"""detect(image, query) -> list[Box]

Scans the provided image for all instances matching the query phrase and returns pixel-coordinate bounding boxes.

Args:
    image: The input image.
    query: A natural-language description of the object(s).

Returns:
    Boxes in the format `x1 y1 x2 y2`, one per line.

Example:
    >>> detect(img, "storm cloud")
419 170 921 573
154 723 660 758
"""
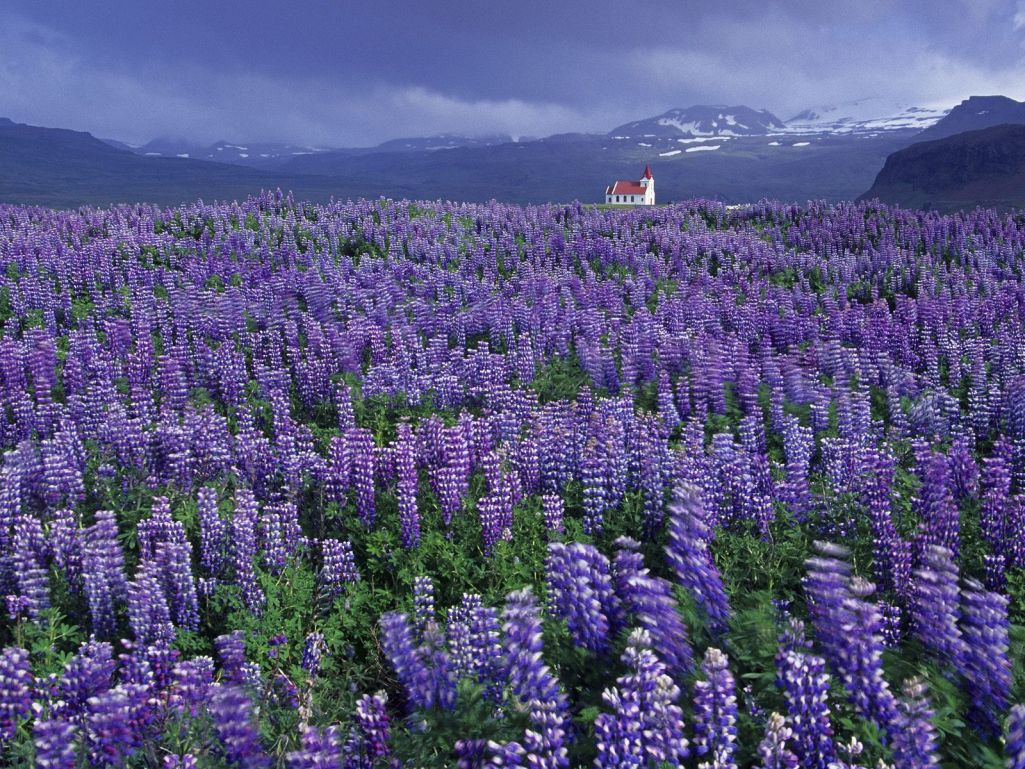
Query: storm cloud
2 0 1024 145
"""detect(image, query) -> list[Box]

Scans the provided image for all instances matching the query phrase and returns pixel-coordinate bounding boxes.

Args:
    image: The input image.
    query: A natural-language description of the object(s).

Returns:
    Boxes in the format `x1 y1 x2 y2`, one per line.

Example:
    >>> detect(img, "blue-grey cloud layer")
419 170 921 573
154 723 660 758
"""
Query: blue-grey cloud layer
2 0 1023 145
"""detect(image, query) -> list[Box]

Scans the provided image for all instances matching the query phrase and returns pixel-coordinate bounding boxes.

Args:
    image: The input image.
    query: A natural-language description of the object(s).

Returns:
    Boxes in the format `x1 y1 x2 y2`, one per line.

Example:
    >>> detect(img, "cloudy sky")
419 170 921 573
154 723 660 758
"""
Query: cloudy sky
2 0 1024 146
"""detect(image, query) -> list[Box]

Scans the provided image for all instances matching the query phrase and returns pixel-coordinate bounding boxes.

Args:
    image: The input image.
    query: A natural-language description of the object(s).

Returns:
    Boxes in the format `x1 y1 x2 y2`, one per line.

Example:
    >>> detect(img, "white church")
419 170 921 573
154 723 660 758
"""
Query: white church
605 165 655 206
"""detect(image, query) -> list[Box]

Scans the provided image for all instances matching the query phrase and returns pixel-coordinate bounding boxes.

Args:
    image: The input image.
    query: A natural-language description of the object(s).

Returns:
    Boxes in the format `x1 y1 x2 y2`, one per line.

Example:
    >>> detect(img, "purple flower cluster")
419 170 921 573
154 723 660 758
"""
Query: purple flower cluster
692 647 738 769
1 192 1025 765
665 484 731 636
594 629 689 768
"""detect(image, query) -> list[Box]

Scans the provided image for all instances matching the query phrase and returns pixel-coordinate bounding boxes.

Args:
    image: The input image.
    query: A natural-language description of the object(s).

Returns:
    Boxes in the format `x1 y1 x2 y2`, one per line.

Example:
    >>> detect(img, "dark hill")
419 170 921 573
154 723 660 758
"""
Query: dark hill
859 123 1025 212
0 118 346 208
914 95 1025 142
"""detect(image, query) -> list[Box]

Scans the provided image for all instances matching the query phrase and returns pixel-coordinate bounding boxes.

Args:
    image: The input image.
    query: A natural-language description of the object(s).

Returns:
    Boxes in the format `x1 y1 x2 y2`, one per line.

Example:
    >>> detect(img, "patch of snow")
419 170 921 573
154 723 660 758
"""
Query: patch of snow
176 153 189 158
785 98 951 135
657 118 714 136
685 145 720 153
260 153 270 157
637 142 652 147
792 142 811 147
768 141 781 146
144 152 161 156
659 149 682 157
239 153 249 158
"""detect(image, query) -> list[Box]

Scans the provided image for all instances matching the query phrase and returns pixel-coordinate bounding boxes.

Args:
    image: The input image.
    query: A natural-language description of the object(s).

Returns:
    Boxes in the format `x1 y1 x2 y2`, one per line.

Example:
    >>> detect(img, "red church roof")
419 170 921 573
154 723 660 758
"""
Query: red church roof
607 181 647 195
642 164 653 179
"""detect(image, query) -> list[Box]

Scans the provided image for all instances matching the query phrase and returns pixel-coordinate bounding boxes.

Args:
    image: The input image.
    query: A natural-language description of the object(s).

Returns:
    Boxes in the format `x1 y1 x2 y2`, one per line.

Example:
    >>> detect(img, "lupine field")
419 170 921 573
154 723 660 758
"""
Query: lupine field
2 191 1025 769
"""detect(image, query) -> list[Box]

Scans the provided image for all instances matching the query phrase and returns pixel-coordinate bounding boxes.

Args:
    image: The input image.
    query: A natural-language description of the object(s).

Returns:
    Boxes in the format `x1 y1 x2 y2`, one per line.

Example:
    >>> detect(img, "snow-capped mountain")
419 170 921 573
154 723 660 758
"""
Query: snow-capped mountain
115 134 518 167
913 95 1025 142
127 139 334 168
609 106 787 139
373 134 514 152
784 98 951 135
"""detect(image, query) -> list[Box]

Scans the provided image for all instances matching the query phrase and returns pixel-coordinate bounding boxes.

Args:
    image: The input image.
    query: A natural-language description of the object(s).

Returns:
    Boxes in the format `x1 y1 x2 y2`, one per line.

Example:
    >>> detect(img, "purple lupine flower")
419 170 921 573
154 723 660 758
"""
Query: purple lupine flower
395 425 421 549
412 576 435 638
301 632 326 678
803 544 898 736
692 647 738 769
636 415 668 537
665 483 731 636
11 515 51 620
776 645 836 769
1007 704 1025 769
325 435 350 506
436 425 471 527
960 579 1012 738
82 509 127 638
980 447 1012 558
379 612 423 709
454 738 490 769
889 677 940 769
613 536 693 676
914 451 960 558
501 587 567 713
477 493 506 556
948 434 979 501
230 488 265 614
985 553 1007 591
259 505 289 575
197 486 226 580
0 647 33 740
756 713 798 769
446 593 504 701
33 718 79 769
53 640 116 721
209 685 269 768
286 725 342 769
157 539 199 632
519 697 569 769
346 427 377 527
545 541 622 654
379 612 454 712
580 434 608 536
782 415 814 520
415 622 457 711
318 538 360 599
127 559 176 645
352 691 391 762
862 447 910 594
84 683 152 767
910 545 965 668
163 754 198 769
802 543 851 663
48 507 83 594
215 631 259 687
169 656 214 718
540 493 564 535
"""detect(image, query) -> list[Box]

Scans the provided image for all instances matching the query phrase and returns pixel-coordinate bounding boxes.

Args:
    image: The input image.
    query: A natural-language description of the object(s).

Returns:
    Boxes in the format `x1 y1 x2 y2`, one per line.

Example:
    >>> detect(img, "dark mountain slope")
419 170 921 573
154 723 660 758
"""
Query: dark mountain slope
0 119 346 208
860 123 1025 212
914 96 1025 142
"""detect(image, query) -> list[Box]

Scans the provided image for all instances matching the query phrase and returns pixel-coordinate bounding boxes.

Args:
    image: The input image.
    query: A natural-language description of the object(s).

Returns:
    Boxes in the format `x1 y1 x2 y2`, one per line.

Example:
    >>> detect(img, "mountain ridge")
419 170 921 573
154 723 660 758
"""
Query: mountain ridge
860 123 1025 212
